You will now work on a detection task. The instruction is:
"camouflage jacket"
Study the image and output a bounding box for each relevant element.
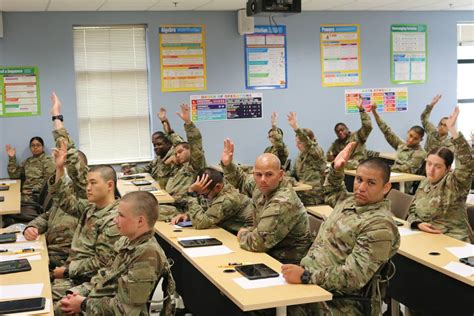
[376,117,426,174]
[186,183,254,234]
[223,162,312,264]
[264,126,289,166]
[8,152,55,202]
[407,133,474,242]
[289,128,327,205]
[326,111,372,169]
[421,104,454,152]
[298,166,400,315]
[70,231,174,316]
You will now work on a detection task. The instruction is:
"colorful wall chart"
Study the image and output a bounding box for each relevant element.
[159,25,207,92]
[245,25,287,89]
[190,93,262,122]
[391,24,427,84]
[0,66,41,117]
[320,24,361,87]
[345,88,408,114]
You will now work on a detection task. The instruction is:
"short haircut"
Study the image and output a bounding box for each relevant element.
[358,158,391,184]
[409,125,425,138]
[77,150,88,166]
[30,136,45,147]
[301,128,315,141]
[89,165,117,188]
[268,127,284,136]
[152,131,172,145]
[175,142,190,150]
[334,123,348,132]
[428,146,454,168]
[121,191,159,228]
[438,117,448,125]
[197,167,224,190]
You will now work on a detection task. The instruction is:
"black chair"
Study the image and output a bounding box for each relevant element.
[307,214,324,241]
[148,258,176,316]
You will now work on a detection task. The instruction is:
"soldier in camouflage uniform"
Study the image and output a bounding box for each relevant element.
[57,191,175,316]
[171,167,254,234]
[327,98,373,169]
[221,139,312,264]
[264,112,289,167]
[420,94,455,153]
[408,107,474,243]
[282,143,400,316]
[286,112,327,206]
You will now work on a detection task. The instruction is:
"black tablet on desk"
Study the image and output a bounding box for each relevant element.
[0,297,46,314]
[0,259,32,274]
[0,185,9,191]
[0,196,4,202]
[132,180,152,186]
[235,263,279,280]
[178,238,222,248]
[0,232,17,243]
[120,175,145,180]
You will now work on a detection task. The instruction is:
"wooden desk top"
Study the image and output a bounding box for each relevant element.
[307,205,333,219]
[117,174,174,204]
[0,234,53,315]
[344,170,425,183]
[293,182,312,192]
[0,179,21,215]
[379,152,397,161]
[154,221,332,311]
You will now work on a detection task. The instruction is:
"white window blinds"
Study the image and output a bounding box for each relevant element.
[73,25,152,164]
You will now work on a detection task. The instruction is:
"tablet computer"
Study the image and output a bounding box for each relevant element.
[178,238,222,248]
[0,297,46,314]
[0,259,32,274]
[459,256,474,267]
[120,175,145,180]
[132,180,152,186]
[0,232,17,243]
[176,220,193,228]
[0,196,4,202]
[0,185,9,191]
[235,263,279,280]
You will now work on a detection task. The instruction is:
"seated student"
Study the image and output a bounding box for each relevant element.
[50,161,120,300]
[264,112,289,167]
[23,93,88,268]
[221,139,312,264]
[123,107,184,189]
[282,144,400,316]
[286,112,327,206]
[408,107,473,243]
[171,167,254,234]
[420,94,454,152]
[56,191,175,315]
[326,98,373,169]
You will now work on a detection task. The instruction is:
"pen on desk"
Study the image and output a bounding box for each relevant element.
[14,248,35,254]
[0,249,8,253]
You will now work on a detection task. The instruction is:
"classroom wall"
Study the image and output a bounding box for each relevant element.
[0,11,472,178]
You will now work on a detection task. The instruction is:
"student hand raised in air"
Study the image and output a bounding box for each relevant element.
[220,138,235,167]
[176,103,192,124]
[333,142,357,170]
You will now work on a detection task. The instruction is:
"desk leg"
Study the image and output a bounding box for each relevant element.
[391,299,400,316]
[276,306,287,316]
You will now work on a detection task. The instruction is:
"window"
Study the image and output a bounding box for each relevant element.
[457,23,474,144]
[73,25,152,164]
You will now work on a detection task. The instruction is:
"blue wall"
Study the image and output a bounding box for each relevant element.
[0,11,472,177]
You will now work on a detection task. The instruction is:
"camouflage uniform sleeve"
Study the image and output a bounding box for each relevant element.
[26,211,50,234]
[374,115,403,150]
[187,196,231,229]
[295,128,325,160]
[354,111,373,143]
[131,161,153,174]
[326,141,337,161]
[271,126,289,164]
[451,133,474,188]
[49,175,88,218]
[420,105,436,135]
[42,154,55,179]
[222,162,256,197]
[7,156,23,179]
[307,220,399,292]
[396,148,426,174]
[185,122,206,171]
[168,131,185,146]
[324,166,349,208]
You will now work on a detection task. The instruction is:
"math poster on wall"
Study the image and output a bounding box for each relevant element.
[345,87,408,114]
[320,24,361,87]
[190,93,262,122]
[391,24,427,84]
[0,66,41,117]
[159,25,207,92]
[245,25,287,90]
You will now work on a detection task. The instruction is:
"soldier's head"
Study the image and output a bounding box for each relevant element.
[405,126,424,147]
[253,153,284,196]
[296,128,315,152]
[115,191,158,239]
[175,142,191,165]
[196,167,225,199]
[87,165,116,206]
[334,123,349,141]
[152,131,172,158]
[29,136,45,156]
[425,146,453,184]
[437,117,449,137]
[267,127,284,146]
[354,158,392,206]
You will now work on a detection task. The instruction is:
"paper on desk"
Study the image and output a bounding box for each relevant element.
[177,235,211,241]
[4,298,51,315]
[15,233,39,242]
[0,283,44,300]
[233,275,288,289]
[443,262,474,277]
[446,244,474,259]
[183,245,233,258]
[0,241,43,252]
[0,254,41,262]
[0,180,16,184]
[398,227,421,236]
[467,194,474,204]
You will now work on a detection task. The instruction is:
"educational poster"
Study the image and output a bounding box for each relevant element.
[320,24,361,87]
[345,87,408,114]
[159,25,207,92]
[245,25,287,89]
[190,93,262,122]
[0,67,41,117]
[391,24,427,84]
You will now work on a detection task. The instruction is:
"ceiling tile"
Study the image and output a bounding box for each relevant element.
[1,0,49,11]
[48,0,104,11]
[99,0,158,11]
[197,0,247,11]
[149,0,210,11]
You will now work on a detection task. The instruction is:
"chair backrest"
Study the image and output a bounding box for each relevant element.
[386,189,414,220]
[307,214,324,240]
[466,205,474,231]
[283,159,291,171]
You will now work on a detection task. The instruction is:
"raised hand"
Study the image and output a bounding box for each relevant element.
[5,144,16,158]
[50,92,62,116]
[334,142,357,170]
[220,138,234,166]
[370,103,378,114]
[176,103,191,124]
[271,112,278,128]
[429,94,442,108]
[356,95,364,111]
[446,106,459,138]
[158,107,168,122]
[53,138,68,169]
[287,112,298,130]
[189,174,213,194]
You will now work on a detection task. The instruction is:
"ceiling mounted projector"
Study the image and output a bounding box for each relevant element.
[246,0,301,17]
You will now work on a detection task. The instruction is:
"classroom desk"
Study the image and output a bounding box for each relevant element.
[306,205,333,220]
[154,221,332,316]
[116,173,174,204]
[379,152,397,161]
[344,170,425,193]
[0,179,21,227]
[0,233,53,315]
[293,182,312,192]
